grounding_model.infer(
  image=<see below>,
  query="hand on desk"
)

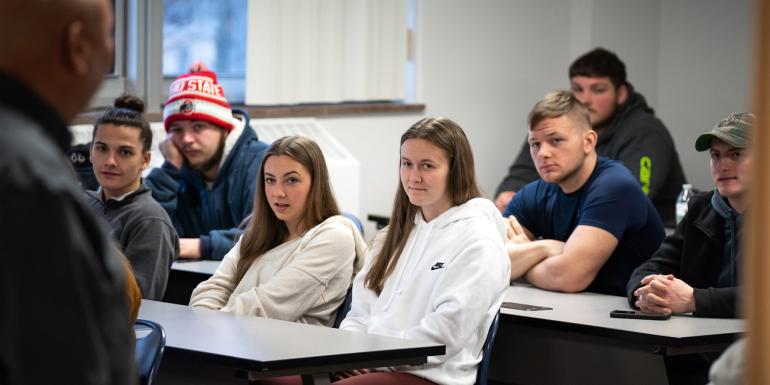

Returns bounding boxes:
[634,274,695,315]
[179,238,202,260]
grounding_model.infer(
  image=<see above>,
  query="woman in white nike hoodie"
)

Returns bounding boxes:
[337,117,511,385]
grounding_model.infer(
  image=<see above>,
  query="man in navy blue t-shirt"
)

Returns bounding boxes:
[503,90,665,296]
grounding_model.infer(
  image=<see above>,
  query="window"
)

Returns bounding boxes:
[245,0,409,105]
[162,0,247,77]
[90,0,127,108]
[94,0,415,112]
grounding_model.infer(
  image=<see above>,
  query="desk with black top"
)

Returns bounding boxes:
[489,284,743,385]
[139,300,445,385]
[162,260,220,305]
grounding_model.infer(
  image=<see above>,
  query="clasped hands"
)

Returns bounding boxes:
[634,274,695,315]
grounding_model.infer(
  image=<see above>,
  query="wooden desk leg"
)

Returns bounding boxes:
[301,373,330,385]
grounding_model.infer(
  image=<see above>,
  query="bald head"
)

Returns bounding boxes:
[0,0,114,121]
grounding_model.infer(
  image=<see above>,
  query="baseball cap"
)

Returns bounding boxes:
[694,112,755,152]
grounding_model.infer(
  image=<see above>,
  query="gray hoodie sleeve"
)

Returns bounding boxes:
[122,217,179,300]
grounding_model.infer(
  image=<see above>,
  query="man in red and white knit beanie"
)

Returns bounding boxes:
[163,70,235,133]
[146,62,269,261]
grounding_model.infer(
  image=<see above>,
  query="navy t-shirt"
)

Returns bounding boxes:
[503,157,665,296]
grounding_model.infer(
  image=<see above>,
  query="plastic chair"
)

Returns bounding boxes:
[134,319,166,385]
[476,311,501,385]
[367,214,390,230]
[67,142,100,191]
[333,287,354,328]
[342,212,365,236]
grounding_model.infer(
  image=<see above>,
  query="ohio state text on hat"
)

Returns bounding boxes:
[163,71,234,132]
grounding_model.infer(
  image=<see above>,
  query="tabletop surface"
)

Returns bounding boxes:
[502,284,743,342]
[171,260,221,275]
[138,300,445,371]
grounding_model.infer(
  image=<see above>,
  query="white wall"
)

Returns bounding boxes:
[318,0,751,237]
[590,0,661,108]
[320,115,420,236]
[657,0,752,190]
[418,0,572,199]
[91,1,748,238]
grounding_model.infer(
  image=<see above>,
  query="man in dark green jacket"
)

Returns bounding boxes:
[495,48,687,227]
[628,112,753,318]
[627,112,752,385]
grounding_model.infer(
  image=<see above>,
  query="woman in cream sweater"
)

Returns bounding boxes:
[189,136,366,326]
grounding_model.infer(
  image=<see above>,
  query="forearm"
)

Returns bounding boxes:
[189,250,238,308]
[508,240,559,280]
[693,286,738,318]
[525,255,594,293]
[204,228,245,260]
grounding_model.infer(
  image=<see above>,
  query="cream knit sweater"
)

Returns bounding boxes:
[190,215,366,326]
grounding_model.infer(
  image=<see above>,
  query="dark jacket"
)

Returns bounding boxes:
[0,72,133,385]
[145,112,268,260]
[496,84,687,227]
[626,191,739,318]
[86,186,179,300]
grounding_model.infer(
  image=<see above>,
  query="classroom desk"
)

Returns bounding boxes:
[489,284,743,385]
[162,260,220,305]
[139,299,445,385]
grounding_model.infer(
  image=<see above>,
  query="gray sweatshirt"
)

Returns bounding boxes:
[86,185,179,300]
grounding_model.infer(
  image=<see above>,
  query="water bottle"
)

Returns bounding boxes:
[675,184,693,224]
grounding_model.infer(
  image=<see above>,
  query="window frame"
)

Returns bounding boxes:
[84,0,421,115]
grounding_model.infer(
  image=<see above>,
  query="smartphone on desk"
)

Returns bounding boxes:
[501,302,553,311]
[610,309,670,320]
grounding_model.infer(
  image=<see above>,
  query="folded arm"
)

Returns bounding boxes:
[525,225,618,293]
[504,215,565,280]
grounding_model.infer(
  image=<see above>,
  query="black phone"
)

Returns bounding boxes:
[501,301,553,311]
[610,309,670,320]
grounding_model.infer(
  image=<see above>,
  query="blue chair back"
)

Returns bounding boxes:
[476,311,501,385]
[342,212,364,236]
[333,287,354,328]
[134,319,166,385]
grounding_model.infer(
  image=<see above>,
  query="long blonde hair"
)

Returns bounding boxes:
[364,117,481,295]
[234,136,340,284]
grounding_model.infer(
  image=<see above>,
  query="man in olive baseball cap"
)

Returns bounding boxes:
[695,112,754,152]
[628,111,754,383]
[630,111,755,317]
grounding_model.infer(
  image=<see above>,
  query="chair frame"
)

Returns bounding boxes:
[134,319,166,385]
[476,311,501,385]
